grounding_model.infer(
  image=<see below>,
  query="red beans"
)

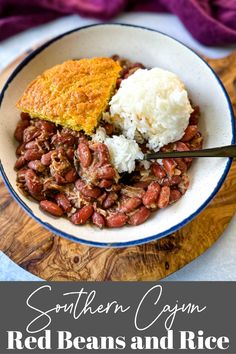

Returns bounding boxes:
[96,165,116,179]
[55,193,72,213]
[75,180,102,198]
[28,160,45,172]
[103,123,114,136]
[35,120,56,133]
[14,76,202,228]
[169,189,182,204]
[157,186,170,209]
[77,142,92,168]
[152,163,166,179]
[64,168,78,183]
[25,169,43,199]
[106,213,128,228]
[40,200,64,216]
[23,126,40,143]
[99,179,113,188]
[14,120,30,142]
[128,207,151,226]
[103,192,118,209]
[15,156,26,169]
[120,197,142,213]
[24,149,43,161]
[51,133,75,147]
[41,151,53,166]
[95,143,110,166]
[71,205,94,225]
[142,182,161,208]
[20,112,30,121]
[162,159,177,177]
[181,125,198,142]
[92,212,105,228]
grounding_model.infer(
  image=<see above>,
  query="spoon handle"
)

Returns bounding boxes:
[144,144,236,160]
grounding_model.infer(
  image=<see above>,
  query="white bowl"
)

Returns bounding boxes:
[0,24,234,247]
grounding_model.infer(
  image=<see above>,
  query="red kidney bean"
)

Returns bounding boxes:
[103,192,118,209]
[103,123,114,136]
[174,158,187,173]
[93,143,110,167]
[157,186,170,208]
[162,158,177,177]
[175,141,189,152]
[23,126,40,143]
[40,200,64,216]
[25,140,38,149]
[54,173,66,184]
[71,205,94,225]
[20,112,30,121]
[120,197,142,213]
[96,165,116,179]
[64,168,78,183]
[24,148,43,161]
[175,141,193,163]
[77,142,92,168]
[181,125,198,142]
[189,106,200,125]
[51,133,75,147]
[28,160,45,172]
[55,193,72,213]
[97,192,108,205]
[75,180,101,198]
[35,120,56,133]
[15,156,27,169]
[25,169,43,199]
[92,212,105,228]
[16,143,26,156]
[152,163,166,179]
[41,151,53,166]
[98,179,113,188]
[128,207,151,226]
[169,189,182,204]
[142,182,161,208]
[162,175,182,187]
[106,213,128,228]
[66,147,75,162]
[14,120,30,142]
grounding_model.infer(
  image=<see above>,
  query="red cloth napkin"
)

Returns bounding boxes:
[0,0,236,45]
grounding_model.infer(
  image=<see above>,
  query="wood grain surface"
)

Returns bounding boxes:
[0,51,235,281]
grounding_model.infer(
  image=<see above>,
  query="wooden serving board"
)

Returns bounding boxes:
[0,51,235,281]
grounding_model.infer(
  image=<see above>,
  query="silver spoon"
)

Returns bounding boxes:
[144,144,236,160]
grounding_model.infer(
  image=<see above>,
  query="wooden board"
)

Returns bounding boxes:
[0,51,235,281]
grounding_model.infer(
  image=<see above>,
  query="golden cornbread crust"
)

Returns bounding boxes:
[16,58,121,134]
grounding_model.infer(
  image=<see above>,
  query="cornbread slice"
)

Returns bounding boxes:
[16,58,121,134]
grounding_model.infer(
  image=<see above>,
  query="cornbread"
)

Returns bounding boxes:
[16,58,121,134]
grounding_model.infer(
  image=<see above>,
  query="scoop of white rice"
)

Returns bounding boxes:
[107,67,193,151]
[92,127,143,173]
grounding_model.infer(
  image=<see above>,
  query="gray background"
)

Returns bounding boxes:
[0,282,235,353]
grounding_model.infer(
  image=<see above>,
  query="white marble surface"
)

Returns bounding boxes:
[0,12,235,281]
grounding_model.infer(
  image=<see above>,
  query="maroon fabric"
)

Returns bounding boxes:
[0,0,236,45]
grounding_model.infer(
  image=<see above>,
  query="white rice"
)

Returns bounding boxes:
[92,127,143,173]
[107,67,193,152]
